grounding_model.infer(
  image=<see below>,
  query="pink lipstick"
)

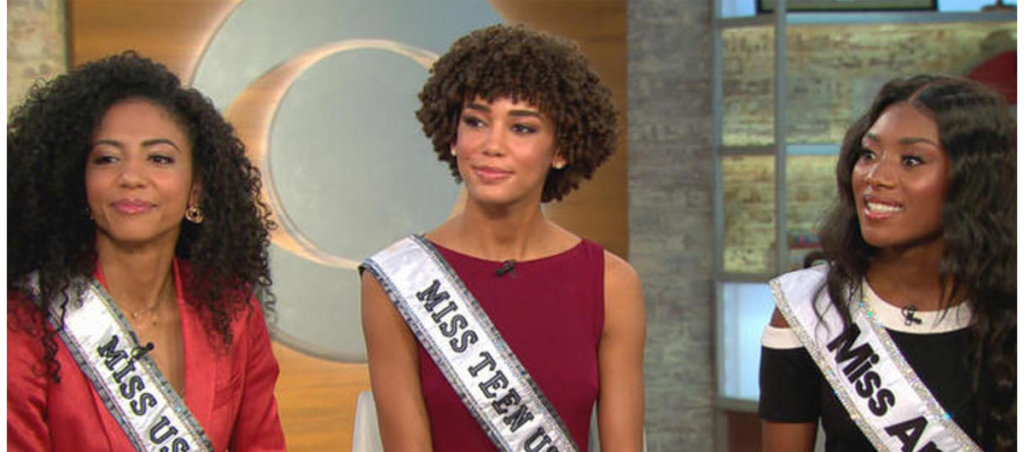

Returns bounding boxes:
[111,199,154,214]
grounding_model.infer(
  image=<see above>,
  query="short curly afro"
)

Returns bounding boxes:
[416,24,618,203]
[8,51,274,381]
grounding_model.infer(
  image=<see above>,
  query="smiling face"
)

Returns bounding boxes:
[452,96,563,207]
[851,101,950,252]
[85,98,198,249]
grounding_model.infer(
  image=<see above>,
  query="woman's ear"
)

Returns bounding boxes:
[190,180,203,205]
[552,152,567,170]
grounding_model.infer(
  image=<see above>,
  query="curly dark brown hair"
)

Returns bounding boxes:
[817,74,1015,450]
[415,24,618,203]
[7,51,275,382]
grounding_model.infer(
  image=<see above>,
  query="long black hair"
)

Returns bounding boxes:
[8,51,275,382]
[817,74,1015,450]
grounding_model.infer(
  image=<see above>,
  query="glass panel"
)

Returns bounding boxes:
[723,155,776,274]
[785,21,1016,144]
[718,282,775,401]
[786,155,839,272]
[939,0,1017,11]
[722,26,775,147]
[719,0,757,18]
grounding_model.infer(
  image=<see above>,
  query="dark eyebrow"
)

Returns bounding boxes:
[464,102,543,119]
[508,109,543,119]
[91,138,182,151]
[862,132,939,148]
[897,137,939,147]
[141,138,182,151]
[91,139,124,149]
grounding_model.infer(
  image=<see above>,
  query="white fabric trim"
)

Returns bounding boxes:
[771,266,979,452]
[862,282,971,334]
[352,391,383,452]
[763,280,972,351]
[761,325,802,349]
[51,279,212,452]
[363,235,578,452]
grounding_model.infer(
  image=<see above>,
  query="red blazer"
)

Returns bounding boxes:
[7,273,286,451]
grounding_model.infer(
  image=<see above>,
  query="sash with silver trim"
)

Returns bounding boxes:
[362,235,578,452]
[770,266,979,452]
[48,278,213,452]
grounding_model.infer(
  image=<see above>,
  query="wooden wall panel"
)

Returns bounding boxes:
[727,410,762,452]
[271,343,371,450]
[67,0,239,83]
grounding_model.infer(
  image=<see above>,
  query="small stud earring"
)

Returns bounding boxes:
[451,148,457,157]
[553,161,566,170]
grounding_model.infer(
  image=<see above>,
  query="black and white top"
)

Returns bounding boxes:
[758,281,992,452]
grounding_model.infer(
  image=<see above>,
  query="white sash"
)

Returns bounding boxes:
[363,235,578,452]
[49,278,213,452]
[770,266,980,452]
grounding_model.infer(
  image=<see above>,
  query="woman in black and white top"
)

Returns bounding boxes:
[758,75,1015,452]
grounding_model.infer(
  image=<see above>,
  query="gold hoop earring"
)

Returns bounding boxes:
[185,204,204,224]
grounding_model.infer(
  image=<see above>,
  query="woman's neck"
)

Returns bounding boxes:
[866,240,952,311]
[94,235,178,314]
[429,198,573,262]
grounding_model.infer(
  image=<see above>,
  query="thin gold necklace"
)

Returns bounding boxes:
[130,299,161,320]
[129,288,172,322]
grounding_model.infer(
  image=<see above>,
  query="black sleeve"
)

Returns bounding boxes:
[758,345,822,422]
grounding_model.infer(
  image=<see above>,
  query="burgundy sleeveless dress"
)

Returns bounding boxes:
[419,239,605,451]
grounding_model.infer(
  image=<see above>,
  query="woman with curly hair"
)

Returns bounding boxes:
[759,75,1015,452]
[7,52,285,451]
[360,24,645,451]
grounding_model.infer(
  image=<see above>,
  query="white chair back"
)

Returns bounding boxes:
[352,391,383,452]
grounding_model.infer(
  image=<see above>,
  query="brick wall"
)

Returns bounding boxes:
[722,155,838,273]
[628,1,715,450]
[8,0,67,111]
[722,22,1015,146]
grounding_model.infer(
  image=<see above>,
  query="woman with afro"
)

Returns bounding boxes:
[361,24,646,451]
[759,75,1015,451]
[8,52,285,451]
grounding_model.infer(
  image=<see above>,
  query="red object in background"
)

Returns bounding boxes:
[967,50,1016,105]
